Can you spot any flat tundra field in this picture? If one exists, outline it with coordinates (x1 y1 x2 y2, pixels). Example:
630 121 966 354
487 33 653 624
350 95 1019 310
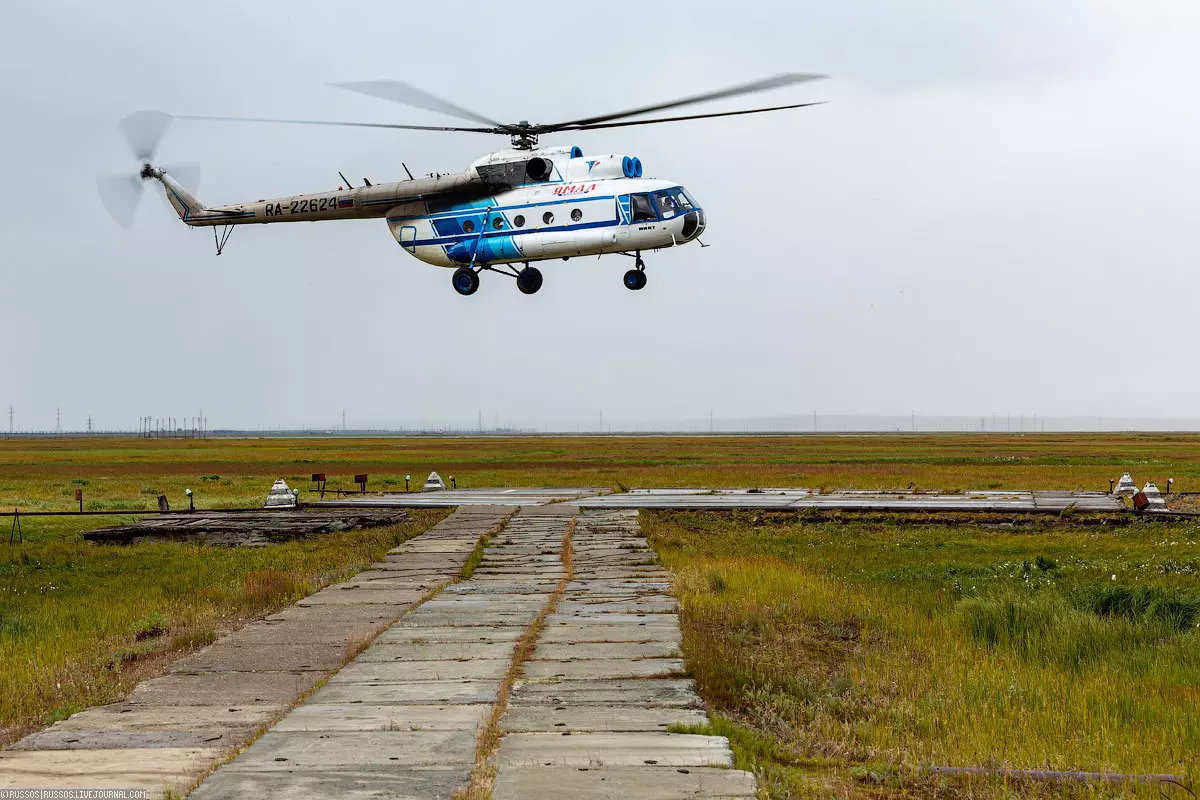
1 434 1198 798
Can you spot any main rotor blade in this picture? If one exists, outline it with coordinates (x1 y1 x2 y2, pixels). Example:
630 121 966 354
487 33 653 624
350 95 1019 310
174 114 496 133
97 173 144 229
560 101 828 132
330 80 504 127
539 72 827 132
118 110 173 162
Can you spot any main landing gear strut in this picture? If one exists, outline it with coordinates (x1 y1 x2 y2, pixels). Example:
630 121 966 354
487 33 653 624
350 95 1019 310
451 262 543 296
623 251 647 291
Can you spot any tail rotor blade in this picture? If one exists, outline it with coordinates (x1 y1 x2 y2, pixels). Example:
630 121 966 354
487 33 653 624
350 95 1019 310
118 110 172 162
96 173 145 228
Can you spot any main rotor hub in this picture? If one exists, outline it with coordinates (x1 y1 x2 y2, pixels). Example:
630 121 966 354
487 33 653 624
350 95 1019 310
508 122 538 150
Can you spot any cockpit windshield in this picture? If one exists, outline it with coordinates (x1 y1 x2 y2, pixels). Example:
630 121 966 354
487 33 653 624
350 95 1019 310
651 187 696 220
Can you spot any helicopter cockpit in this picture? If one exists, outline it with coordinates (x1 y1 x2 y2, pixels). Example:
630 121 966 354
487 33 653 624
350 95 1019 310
629 187 699 220
627 187 705 239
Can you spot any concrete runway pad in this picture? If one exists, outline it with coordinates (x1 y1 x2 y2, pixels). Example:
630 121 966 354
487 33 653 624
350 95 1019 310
502 706 708 733
510 679 701 708
171 642 347 673
329 659 509 683
496 732 733 767
531 642 682 660
356 641 514 661
307 679 500 706
493 765 756 799
226 730 475 769
0 746 220 792
375 625 526 644
297 587 426 606
188 767 469 800
273 704 488 732
126 671 320 708
521 658 686 680
539 623 682 644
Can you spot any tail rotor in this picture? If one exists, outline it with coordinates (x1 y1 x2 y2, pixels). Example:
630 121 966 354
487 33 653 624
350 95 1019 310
97 110 200 228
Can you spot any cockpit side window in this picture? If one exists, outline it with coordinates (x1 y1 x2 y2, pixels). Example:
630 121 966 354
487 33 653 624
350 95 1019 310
630 193 656 222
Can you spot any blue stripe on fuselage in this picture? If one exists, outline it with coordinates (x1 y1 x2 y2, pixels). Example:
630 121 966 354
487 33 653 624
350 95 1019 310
407 217 621 249
387 194 617 225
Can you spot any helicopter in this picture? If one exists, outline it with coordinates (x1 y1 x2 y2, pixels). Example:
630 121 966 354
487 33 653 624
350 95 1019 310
97 74 826 296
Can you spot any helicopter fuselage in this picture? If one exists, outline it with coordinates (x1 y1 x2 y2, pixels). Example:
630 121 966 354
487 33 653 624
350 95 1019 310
157 146 705 269
386 175 704 269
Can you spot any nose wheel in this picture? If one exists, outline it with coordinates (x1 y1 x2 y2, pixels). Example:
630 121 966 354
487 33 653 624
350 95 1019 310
517 265 543 294
452 267 479 296
623 254 647 291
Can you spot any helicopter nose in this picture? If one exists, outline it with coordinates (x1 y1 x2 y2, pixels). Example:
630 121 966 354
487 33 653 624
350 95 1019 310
680 209 706 240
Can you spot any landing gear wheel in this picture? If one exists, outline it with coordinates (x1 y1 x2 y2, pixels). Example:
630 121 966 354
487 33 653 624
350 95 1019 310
452 267 479 296
623 269 647 291
517 266 543 295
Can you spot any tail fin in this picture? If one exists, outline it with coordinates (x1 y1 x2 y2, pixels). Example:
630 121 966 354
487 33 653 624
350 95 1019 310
157 170 206 224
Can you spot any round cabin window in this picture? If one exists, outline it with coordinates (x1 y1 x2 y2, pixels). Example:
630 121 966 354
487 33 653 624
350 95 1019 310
571 208 583 222
462 220 475 233
493 217 504 230
543 211 554 225
514 214 525 228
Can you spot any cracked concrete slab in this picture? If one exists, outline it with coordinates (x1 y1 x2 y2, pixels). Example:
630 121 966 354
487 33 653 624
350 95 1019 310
521 658 686 680
355 641 515 661
329 659 509 683
501 706 708 733
531 642 682 660
171 642 347 673
374 625 526 644
220 730 476 769
496 732 734 767
539 624 682 644
0 747 221 793
187 767 470 800
307 679 501 706
273 704 488 732
493 765 757 799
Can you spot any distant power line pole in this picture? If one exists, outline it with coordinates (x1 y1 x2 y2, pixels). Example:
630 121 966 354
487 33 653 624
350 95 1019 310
342 409 346 432
56 407 61 434
8 406 12 434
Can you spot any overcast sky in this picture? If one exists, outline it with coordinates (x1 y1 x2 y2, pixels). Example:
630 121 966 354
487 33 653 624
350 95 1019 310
3 1 1199 431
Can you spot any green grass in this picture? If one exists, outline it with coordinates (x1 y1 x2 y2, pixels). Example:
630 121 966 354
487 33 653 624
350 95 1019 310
643 511 1200 798
0 507 447 745
5 433 1200 797
2 433 1200 510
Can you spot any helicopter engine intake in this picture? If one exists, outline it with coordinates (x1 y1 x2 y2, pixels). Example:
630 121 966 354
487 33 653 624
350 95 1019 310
525 156 555 182
565 154 643 181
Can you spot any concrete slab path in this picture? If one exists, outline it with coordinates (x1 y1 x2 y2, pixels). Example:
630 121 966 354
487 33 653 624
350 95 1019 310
188 506 574 799
492 509 756 799
0 506 512 798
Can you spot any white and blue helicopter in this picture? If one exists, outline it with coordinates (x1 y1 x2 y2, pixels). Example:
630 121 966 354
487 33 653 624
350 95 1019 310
98 74 825 295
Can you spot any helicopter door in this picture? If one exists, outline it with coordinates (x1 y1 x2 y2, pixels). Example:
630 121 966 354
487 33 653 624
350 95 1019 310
616 195 633 244
399 225 417 253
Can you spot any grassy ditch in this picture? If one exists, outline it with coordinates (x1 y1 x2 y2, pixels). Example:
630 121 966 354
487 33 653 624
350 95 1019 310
643 511 1200 798
0 508 448 746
